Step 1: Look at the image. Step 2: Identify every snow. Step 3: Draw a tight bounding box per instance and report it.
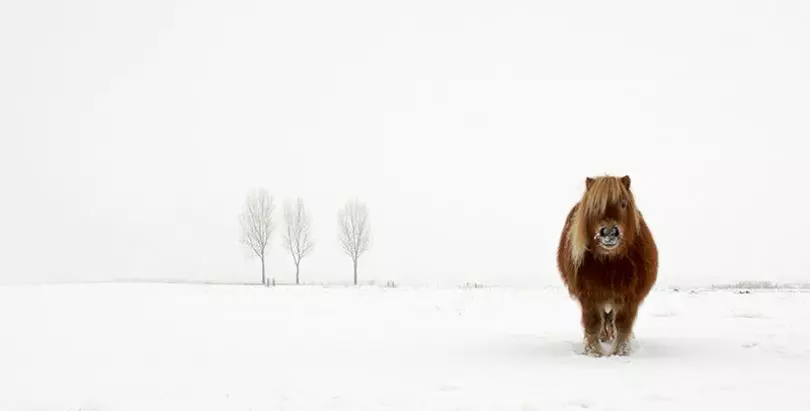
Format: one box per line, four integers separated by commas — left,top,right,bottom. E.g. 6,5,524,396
1,283,809,410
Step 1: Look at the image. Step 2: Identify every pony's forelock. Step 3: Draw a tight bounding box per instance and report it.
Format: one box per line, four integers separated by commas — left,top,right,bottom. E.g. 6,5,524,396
568,176,641,270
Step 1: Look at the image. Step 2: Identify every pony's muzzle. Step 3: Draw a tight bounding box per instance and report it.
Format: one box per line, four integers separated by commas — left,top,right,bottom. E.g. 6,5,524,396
597,225,621,248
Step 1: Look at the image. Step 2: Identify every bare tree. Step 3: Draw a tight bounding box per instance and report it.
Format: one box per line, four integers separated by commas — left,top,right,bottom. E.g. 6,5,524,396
283,197,315,285
239,188,276,286
338,199,371,285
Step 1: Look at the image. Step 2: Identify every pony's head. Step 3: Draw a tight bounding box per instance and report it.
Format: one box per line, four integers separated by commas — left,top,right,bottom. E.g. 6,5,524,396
568,175,641,270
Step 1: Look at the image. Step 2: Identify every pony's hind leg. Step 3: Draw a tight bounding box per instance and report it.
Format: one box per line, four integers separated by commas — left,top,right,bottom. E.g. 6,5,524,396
581,303,605,357
612,302,639,356
599,310,615,343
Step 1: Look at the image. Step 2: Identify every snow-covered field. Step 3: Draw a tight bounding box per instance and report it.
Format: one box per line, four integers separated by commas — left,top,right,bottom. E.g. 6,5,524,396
1,283,809,411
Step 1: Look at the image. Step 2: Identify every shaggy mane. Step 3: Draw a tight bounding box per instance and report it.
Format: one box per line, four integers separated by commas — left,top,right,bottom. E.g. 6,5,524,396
567,176,641,271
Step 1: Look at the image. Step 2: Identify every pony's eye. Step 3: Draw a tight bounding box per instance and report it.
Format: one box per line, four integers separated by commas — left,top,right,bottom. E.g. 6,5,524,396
620,200,627,208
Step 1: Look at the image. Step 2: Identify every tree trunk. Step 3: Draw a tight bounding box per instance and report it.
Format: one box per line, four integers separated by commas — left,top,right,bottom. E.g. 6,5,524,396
261,255,266,286
353,259,358,286
295,262,300,285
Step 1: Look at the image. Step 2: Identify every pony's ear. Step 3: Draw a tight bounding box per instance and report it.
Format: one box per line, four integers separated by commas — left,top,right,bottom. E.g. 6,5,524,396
621,175,631,189
585,177,595,190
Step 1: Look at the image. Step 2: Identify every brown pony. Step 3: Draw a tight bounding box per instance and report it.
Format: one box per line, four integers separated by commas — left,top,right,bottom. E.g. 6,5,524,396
557,175,658,356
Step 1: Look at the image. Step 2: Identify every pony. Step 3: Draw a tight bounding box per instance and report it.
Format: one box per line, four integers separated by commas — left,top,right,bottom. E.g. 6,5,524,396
556,175,658,356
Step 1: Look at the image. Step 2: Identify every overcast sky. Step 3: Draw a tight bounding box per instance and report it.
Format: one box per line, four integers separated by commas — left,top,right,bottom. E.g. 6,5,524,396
0,0,807,287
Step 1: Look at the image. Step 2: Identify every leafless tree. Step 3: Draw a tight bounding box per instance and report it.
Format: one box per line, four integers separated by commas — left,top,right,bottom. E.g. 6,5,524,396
338,199,371,285
283,197,315,285
239,188,276,286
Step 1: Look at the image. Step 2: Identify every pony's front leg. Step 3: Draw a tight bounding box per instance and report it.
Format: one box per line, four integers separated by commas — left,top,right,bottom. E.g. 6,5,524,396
612,303,638,356
581,304,604,357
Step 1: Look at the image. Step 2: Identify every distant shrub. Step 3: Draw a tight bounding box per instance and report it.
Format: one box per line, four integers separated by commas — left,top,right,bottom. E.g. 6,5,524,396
708,281,810,291
712,281,776,290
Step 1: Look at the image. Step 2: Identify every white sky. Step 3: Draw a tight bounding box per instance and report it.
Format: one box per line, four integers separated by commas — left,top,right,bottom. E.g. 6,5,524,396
1,0,808,287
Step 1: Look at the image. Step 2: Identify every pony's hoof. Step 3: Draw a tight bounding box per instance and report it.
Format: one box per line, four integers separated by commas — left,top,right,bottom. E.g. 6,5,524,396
583,342,604,357
614,341,632,356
